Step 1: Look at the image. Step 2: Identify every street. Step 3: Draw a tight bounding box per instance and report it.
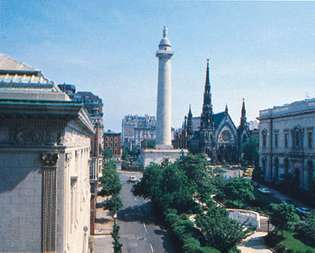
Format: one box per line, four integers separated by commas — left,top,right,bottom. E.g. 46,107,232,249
117,171,176,253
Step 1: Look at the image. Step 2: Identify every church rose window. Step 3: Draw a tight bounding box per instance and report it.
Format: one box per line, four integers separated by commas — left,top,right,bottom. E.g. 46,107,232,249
219,130,232,143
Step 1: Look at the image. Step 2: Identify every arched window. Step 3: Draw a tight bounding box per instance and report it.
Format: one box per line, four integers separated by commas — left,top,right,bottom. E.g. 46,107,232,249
219,130,232,143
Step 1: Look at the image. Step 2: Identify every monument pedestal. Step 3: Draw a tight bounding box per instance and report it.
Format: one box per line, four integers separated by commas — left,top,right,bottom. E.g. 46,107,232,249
139,148,188,168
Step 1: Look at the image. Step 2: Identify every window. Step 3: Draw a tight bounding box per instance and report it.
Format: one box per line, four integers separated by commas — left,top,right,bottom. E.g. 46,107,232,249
274,157,279,180
70,177,77,233
274,131,279,148
284,158,289,176
284,131,289,148
262,130,267,148
292,127,303,149
307,129,313,149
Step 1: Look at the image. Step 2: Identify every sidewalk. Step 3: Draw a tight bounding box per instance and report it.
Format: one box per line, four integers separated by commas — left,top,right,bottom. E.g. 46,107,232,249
93,194,114,253
238,232,272,253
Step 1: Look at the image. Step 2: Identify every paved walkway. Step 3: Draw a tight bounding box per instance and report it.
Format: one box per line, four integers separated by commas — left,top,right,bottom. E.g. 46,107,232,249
238,232,272,253
94,194,114,253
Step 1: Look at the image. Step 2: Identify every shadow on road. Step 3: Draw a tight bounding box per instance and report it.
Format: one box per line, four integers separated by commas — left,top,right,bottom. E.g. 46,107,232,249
117,202,156,224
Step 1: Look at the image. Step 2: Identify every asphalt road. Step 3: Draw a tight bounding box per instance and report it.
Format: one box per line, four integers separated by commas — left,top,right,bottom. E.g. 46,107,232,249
117,171,176,253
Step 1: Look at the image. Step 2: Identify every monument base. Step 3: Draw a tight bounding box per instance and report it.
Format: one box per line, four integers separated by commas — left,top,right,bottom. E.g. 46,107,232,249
139,148,188,169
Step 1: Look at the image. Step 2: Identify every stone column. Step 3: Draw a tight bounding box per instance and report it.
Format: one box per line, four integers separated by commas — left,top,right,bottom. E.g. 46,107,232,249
40,152,58,253
156,26,174,148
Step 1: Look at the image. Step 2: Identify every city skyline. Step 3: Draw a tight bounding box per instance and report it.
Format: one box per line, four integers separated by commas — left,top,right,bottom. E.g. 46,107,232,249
1,1,315,131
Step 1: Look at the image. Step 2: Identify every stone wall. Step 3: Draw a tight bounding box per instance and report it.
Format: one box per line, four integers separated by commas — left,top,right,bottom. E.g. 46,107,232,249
0,151,42,253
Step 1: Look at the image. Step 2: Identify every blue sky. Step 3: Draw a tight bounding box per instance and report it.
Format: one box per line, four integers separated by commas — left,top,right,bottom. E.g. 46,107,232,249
1,1,315,131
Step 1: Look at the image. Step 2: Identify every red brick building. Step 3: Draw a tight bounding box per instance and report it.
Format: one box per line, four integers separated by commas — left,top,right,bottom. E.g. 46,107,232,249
104,131,121,158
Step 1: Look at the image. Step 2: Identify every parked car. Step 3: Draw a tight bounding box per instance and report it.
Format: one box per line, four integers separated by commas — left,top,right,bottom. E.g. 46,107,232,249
128,175,138,183
296,207,311,216
258,187,271,194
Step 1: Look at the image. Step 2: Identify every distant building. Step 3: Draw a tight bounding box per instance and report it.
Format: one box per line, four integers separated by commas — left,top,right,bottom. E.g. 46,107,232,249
104,131,121,158
121,114,156,149
58,83,76,99
0,54,94,253
258,98,315,190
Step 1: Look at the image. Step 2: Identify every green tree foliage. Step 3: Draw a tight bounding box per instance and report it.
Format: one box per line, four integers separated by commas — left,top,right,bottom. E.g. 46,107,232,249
133,162,196,213
103,148,113,159
104,194,123,214
252,166,264,183
99,161,121,196
241,137,259,166
111,221,122,253
141,139,156,149
296,211,315,246
164,209,220,253
220,177,255,208
176,153,215,201
196,204,246,253
270,203,300,231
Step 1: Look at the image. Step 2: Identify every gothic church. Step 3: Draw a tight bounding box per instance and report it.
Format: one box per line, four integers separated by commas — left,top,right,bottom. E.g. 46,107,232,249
174,60,250,163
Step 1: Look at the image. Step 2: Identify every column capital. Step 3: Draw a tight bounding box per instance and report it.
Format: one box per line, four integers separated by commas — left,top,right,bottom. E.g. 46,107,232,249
40,153,59,167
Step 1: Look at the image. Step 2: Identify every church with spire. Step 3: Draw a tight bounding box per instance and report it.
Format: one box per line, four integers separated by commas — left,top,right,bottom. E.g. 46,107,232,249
173,60,250,164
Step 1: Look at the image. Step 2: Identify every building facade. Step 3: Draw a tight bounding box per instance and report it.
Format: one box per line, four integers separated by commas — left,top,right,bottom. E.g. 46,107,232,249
0,54,94,253
121,114,156,149
58,85,104,235
104,131,121,158
175,60,249,163
258,98,315,191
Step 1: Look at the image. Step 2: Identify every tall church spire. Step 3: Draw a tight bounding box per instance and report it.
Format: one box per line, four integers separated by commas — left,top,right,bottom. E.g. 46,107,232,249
200,59,213,130
187,104,193,136
240,98,247,126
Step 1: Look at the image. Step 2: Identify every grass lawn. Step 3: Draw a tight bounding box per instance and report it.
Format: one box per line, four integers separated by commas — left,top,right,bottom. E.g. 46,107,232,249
279,230,315,252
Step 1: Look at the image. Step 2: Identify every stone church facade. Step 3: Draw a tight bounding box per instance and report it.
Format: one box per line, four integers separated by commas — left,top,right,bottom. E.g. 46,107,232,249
173,60,249,163
0,54,94,253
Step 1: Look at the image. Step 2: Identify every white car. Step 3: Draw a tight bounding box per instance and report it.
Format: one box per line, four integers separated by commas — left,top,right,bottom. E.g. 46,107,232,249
258,187,271,194
128,175,138,183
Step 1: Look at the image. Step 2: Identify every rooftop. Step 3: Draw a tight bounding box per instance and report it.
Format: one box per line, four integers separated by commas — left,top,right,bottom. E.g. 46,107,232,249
259,98,315,119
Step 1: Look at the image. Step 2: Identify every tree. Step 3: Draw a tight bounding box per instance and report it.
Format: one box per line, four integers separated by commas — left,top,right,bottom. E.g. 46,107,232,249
104,194,123,214
141,139,156,149
240,136,259,166
196,205,246,252
297,211,315,246
270,203,300,231
221,177,255,208
177,153,215,201
103,148,113,159
99,165,121,196
133,162,196,213
111,221,122,253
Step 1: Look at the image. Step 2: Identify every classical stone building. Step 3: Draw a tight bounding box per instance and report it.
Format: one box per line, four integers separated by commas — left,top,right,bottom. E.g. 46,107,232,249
58,85,104,235
258,98,315,190
0,54,94,253
175,60,249,163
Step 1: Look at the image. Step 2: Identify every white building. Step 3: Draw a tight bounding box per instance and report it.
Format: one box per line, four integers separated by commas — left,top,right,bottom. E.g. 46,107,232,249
0,54,94,253
121,114,156,149
258,98,315,190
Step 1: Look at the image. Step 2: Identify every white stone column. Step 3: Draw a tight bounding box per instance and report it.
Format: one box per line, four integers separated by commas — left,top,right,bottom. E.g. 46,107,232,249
156,26,173,148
